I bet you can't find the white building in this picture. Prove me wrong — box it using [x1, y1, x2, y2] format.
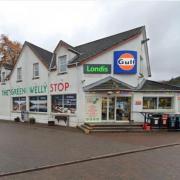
[0, 26, 180, 127]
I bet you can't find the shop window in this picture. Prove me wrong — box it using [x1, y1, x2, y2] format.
[12, 97, 26, 112]
[33, 63, 39, 78]
[57, 55, 67, 73]
[17, 67, 22, 82]
[29, 96, 47, 112]
[51, 94, 76, 114]
[143, 97, 157, 109]
[158, 97, 173, 109]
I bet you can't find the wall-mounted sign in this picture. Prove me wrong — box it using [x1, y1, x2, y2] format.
[114, 51, 137, 74]
[50, 82, 69, 92]
[1, 82, 70, 96]
[135, 100, 142, 105]
[85, 96, 101, 122]
[83, 64, 111, 74]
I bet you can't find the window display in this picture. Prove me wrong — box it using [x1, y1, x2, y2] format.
[13, 97, 26, 112]
[29, 96, 47, 112]
[52, 94, 76, 114]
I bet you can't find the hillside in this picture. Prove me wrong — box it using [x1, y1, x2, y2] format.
[162, 76, 180, 87]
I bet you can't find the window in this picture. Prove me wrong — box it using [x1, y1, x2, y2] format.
[2, 71, 5, 82]
[158, 97, 172, 109]
[143, 97, 173, 110]
[17, 67, 22, 81]
[12, 97, 26, 112]
[58, 55, 67, 73]
[29, 96, 47, 112]
[33, 63, 39, 78]
[52, 94, 76, 114]
[143, 97, 157, 109]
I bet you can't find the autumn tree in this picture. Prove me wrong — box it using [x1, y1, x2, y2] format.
[0, 34, 22, 66]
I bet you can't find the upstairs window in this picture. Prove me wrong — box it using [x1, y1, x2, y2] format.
[17, 67, 22, 81]
[58, 55, 67, 73]
[33, 63, 39, 78]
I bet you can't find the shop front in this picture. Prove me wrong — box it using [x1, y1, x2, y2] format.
[85, 94, 132, 123]
[84, 76, 134, 123]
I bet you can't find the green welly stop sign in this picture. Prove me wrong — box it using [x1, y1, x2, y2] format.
[83, 64, 111, 74]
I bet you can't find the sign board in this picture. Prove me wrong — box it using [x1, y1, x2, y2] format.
[114, 51, 137, 74]
[85, 96, 101, 122]
[2, 82, 70, 96]
[83, 64, 111, 74]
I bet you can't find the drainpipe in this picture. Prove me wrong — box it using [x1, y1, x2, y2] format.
[75, 62, 79, 126]
[47, 53, 55, 121]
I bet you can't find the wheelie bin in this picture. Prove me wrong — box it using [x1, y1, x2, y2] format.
[168, 114, 176, 130]
[161, 114, 169, 128]
[175, 114, 180, 130]
[149, 114, 161, 129]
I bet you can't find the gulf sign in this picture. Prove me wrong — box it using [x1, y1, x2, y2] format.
[114, 51, 137, 74]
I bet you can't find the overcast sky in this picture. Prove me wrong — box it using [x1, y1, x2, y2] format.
[0, 0, 179, 81]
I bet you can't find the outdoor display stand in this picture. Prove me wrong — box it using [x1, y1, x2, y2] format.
[21, 111, 29, 122]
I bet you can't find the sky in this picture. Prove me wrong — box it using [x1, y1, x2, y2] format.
[0, 0, 179, 81]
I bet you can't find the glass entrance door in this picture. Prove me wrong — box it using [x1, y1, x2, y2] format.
[101, 96, 131, 121]
[116, 97, 131, 121]
[102, 97, 107, 120]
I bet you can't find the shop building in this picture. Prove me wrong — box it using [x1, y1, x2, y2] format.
[0, 26, 180, 126]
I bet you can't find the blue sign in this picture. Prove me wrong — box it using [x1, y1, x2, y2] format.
[114, 50, 137, 74]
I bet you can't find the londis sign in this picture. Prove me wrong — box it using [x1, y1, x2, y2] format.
[114, 51, 137, 74]
[83, 64, 111, 74]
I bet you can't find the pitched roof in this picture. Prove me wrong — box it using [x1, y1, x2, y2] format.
[25, 41, 53, 69]
[83, 76, 134, 92]
[137, 79, 180, 91]
[69, 26, 144, 65]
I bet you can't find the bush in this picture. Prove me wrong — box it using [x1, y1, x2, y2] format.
[29, 117, 36, 124]
[14, 117, 20, 122]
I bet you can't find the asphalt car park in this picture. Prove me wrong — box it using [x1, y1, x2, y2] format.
[0, 121, 180, 179]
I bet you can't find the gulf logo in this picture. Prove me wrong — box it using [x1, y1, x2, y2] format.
[117, 53, 135, 71]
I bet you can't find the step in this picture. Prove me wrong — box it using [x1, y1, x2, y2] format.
[89, 126, 143, 130]
[91, 129, 146, 133]
[77, 126, 90, 134]
[85, 123, 142, 128]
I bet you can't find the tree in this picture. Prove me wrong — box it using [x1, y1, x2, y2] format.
[0, 34, 22, 65]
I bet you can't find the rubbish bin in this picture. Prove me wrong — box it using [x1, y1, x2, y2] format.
[149, 114, 161, 128]
[175, 115, 180, 130]
[161, 114, 169, 128]
[168, 114, 176, 130]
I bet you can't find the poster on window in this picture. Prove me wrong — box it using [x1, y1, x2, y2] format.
[51, 94, 76, 114]
[29, 96, 47, 112]
[13, 97, 26, 112]
[85, 96, 101, 122]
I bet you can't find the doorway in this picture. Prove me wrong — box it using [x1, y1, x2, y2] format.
[101, 96, 131, 121]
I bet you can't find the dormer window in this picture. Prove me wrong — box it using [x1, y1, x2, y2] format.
[33, 63, 39, 78]
[58, 55, 67, 74]
[17, 67, 22, 82]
